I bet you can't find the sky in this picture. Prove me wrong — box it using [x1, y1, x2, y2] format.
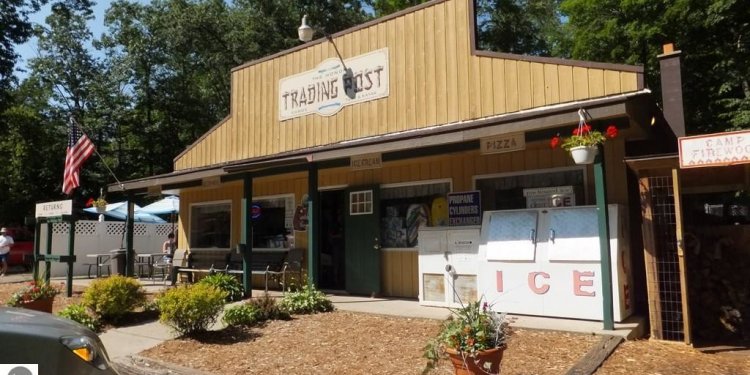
[15, 0, 133, 79]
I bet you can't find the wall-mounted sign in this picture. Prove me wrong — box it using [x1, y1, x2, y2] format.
[279, 48, 389, 120]
[448, 191, 481, 226]
[480, 133, 525, 154]
[250, 204, 262, 220]
[679, 130, 750, 168]
[35, 200, 72, 218]
[523, 186, 575, 208]
[350, 153, 382, 170]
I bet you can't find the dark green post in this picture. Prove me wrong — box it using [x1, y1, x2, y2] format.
[45, 221, 52, 283]
[66, 217, 75, 297]
[307, 163, 319, 286]
[594, 146, 614, 330]
[242, 174, 253, 297]
[125, 196, 135, 277]
[32, 219, 41, 281]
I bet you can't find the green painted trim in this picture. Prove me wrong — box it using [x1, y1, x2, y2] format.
[594, 148, 615, 330]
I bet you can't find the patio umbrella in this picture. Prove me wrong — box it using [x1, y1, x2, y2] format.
[138, 195, 179, 234]
[138, 195, 179, 215]
[83, 202, 166, 223]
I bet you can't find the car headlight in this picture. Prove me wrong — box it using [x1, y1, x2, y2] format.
[60, 335, 110, 370]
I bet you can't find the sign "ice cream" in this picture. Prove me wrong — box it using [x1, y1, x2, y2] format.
[279, 48, 389, 120]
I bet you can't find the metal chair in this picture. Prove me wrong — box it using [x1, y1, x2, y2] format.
[84, 255, 111, 278]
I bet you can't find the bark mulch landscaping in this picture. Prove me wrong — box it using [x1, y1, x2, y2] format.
[1, 280, 749, 374]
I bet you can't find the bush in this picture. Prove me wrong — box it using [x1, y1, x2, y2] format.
[157, 284, 227, 335]
[198, 273, 244, 302]
[57, 303, 101, 332]
[279, 284, 334, 315]
[248, 293, 290, 321]
[82, 275, 146, 322]
[222, 303, 260, 327]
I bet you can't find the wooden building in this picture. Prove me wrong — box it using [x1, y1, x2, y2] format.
[114, 0, 675, 309]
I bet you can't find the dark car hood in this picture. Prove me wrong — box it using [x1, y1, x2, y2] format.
[0, 307, 94, 338]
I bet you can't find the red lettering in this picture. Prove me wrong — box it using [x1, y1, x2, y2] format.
[496, 271, 503, 292]
[528, 272, 550, 294]
[573, 271, 595, 297]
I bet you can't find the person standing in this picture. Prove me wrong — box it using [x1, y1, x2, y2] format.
[0, 228, 14, 276]
[162, 233, 176, 262]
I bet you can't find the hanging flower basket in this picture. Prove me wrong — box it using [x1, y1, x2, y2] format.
[569, 145, 598, 165]
[95, 206, 107, 213]
[550, 108, 618, 165]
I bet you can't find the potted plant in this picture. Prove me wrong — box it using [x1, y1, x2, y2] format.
[86, 197, 108, 213]
[550, 109, 618, 165]
[6, 278, 61, 313]
[424, 299, 510, 374]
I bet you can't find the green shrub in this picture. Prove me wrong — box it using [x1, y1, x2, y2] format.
[82, 275, 146, 322]
[222, 303, 259, 327]
[57, 303, 101, 332]
[248, 293, 290, 321]
[157, 284, 227, 335]
[198, 273, 244, 302]
[279, 284, 334, 314]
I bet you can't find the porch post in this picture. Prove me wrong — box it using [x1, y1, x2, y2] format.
[125, 196, 135, 277]
[307, 162, 319, 286]
[242, 174, 253, 297]
[594, 147, 614, 330]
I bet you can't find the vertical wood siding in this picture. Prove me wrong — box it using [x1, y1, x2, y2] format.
[174, 0, 641, 171]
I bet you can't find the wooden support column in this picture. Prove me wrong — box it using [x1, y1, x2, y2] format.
[125, 196, 135, 277]
[307, 162, 319, 286]
[672, 168, 692, 344]
[594, 148, 614, 330]
[242, 174, 253, 297]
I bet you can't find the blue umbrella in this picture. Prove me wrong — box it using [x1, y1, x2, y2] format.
[138, 195, 179, 215]
[83, 202, 166, 223]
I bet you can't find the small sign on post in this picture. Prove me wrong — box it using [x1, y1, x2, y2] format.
[35, 200, 73, 218]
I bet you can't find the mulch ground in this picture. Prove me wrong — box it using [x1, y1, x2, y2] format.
[1, 279, 749, 374]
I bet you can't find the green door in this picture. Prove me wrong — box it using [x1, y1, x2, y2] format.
[344, 186, 381, 296]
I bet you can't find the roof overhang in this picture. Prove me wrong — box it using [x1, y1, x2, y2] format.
[111, 90, 653, 194]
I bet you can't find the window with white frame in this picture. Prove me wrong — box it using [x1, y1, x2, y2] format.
[349, 190, 373, 215]
[190, 202, 231, 248]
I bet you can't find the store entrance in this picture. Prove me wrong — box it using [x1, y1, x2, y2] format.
[319, 190, 345, 290]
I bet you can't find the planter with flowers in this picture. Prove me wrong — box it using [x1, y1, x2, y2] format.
[550, 109, 618, 165]
[424, 299, 510, 374]
[6, 278, 61, 313]
[86, 197, 108, 213]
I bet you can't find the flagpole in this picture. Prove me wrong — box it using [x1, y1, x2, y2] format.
[69, 117, 125, 191]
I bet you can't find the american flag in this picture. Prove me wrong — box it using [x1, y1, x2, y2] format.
[62, 119, 95, 195]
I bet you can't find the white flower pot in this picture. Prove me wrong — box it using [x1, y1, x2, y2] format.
[95, 206, 106, 213]
[569, 146, 598, 165]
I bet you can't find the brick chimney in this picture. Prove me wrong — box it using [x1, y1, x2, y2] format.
[658, 43, 686, 137]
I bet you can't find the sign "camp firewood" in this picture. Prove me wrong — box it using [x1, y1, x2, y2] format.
[679, 130, 750, 168]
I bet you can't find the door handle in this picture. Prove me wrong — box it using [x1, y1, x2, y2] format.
[529, 229, 536, 245]
[549, 229, 556, 243]
[373, 237, 380, 250]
